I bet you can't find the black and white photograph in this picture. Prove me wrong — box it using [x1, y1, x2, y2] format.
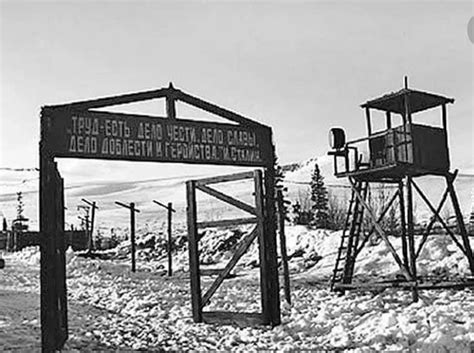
[1, 1, 473, 351]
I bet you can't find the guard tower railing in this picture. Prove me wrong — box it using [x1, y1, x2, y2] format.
[330, 122, 448, 179]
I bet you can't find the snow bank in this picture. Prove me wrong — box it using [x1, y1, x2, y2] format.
[2, 224, 474, 351]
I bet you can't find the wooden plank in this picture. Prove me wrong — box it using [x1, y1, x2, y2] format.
[349, 178, 413, 281]
[200, 268, 235, 278]
[201, 227, 258, 307]
[386, 111, 392, 129]
[195, 171, 255, 186]
[47, 88, 168, 110]
[130, 203, 136, 273]
[398, 181, 409, 268]
[415, 184, 451, 258]
[263, 164, 281, 326]
[441, 104, 447, 132]
[365, 107, 372, 136]
[277, 189, 291, 305]
[177, 90, 267, 128]
[56, 173, 68, 347]
[446, 174, 474, 274]
[186, 181, 202, 322]
[196, 184, 257, 215]
[153, 199, 176, 212]
[411, 180, 467, 256]
[254, 170, 269, 323]
[46, 109, 272, 168]
[197, 217, 257, 229]
[115, 201, 141, 212]
[334, 281, 417, 290]
[167, 202, 173, 277]
[40, 149, 58, 352]
[355, 187, 399, 257]
[89, 202, 96, 252]
[166, 84, 177, 120]
[406, 177, 419, 301]
[334, 281, 474, 291]
[202, 311, 264, 326]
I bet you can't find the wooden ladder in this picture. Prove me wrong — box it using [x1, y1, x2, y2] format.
[330, 179, 369, 291]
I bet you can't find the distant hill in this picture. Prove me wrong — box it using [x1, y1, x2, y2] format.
[0, 159, 473, 231]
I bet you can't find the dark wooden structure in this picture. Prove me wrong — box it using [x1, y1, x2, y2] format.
[39, 84, 281, 351]
[276, 189, 291, 304]
[186, 170, 281, 326]
[39, 155, 68, 351]
[0, 230, 88, 251]
[115, 201, 140, 272]
[81, 198, 98, 252]
[153, 199, 176, 276]
[328, 79, 474, 300]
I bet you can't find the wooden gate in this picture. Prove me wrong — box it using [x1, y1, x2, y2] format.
[39, 84, 281, 350]
[186, 170, 280, 326]
[40, 152, 68, 351]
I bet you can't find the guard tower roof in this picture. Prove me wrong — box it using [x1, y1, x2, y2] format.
[361, 88, 454, 114]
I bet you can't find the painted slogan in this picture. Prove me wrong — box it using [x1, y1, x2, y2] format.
[47, 110, 272, 167]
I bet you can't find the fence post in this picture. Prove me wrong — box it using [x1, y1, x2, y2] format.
[131, 203, 136, 272]
[115, 201, 140, 272]
[277, 190, 291, 304]
[167, 202, 173, 277]
[186, 180, 202, 322]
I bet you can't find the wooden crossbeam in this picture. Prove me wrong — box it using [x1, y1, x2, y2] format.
[197, 217, 257, 229]
[349, 178, 413, 280]
[411, 180, 467, 257]
[196, 184, 257, 215]
[415, 186, 451, 258]
[115, 201, 140, 213]
[195, 171, 255, 186]
[81, 198, 98, 210]
[186, 180, 202, 322]
[445, 173, 474, 274]
[47, 88, 169, 110]
[334, 280, 474, 291]
[201, 227, 259, 307]
[202, 311, 263, 326]
[356, 188, 399, 257]
[152, 200, 176, 212]
[177, 90, 267, 128]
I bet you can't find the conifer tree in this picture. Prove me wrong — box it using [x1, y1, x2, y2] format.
[310, 162, 329, 228]
[16, 192, 25, 220]
[274, 158, 290, 221]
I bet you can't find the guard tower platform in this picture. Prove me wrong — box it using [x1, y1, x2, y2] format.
[330, 83, 454, 182]
[327, 78, 474, 301]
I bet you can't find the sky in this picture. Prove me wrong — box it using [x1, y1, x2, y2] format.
[0, 1, 473, 182]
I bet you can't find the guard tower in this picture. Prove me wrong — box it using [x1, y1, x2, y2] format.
[328, 78, 474, 300]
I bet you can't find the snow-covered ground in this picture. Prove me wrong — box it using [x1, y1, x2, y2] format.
[1, 225, 473, 351]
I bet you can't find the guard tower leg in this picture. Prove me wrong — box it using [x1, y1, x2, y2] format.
[446, 174, 474, 275]
[398, 181, 409, 269]
[406, 176, 419, 302]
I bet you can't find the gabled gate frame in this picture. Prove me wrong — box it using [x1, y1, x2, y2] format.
[186, 170, 281, 326]
[332, 171, 474, 300]
[39, 84, 281, 351]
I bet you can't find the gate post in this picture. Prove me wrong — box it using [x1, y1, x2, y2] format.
[186, 180, 202, 322]
[40, 141, 56, 352]
[40, 109, 68, 352]
[262, 141, 281, 326]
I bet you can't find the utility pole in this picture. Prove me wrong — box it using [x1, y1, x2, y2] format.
[276, 189, 291, 304]
[153, 200, 176, 276]
[115, 201, 140, 272]
[82, 199, 98, 253]
[77, 205, 90, 251]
